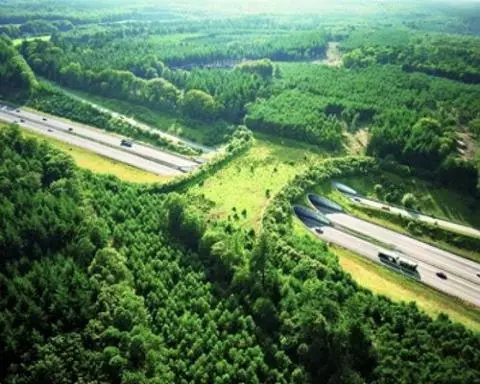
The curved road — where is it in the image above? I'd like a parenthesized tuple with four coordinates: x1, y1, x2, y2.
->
(0, 105, 193, 176)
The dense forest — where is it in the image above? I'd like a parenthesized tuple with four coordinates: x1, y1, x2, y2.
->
(1, 126, 479, 384)
(342, 28, 480, 84)
(1, 1, 480, 382)
(0, 36, 38, 99)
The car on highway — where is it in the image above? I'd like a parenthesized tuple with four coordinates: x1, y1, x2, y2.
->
(436, 272, 447, 280)
(16, 109, 20, 112)
(68, 127, 73, 132)
(381, 206, 391, 211)
(378, 251, 399, 265)
(42, 117, 48, 121)
(47, 129, 53, 132)
(313, 227, 324, 234)
(476, 273, 480, 279)
(120, 139, 133, 147)
(20, 119, 25, 123)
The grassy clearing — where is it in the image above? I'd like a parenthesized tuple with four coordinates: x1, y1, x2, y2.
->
(47, 84, 227, 146)
(13, 35, 50, 46)
(343, 128, 369, 155)
(18, 128, 168, 183)
(191, 132, 328, 230)
(293, 219, 480, 331)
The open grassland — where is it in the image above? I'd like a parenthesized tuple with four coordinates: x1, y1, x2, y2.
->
(192, 133, 329, 230)
(14, 126, 167, 183)
(293, 219, 480, 332)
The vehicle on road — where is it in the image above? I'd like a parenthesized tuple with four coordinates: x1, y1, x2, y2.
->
(476, 273, 480, 279)
(436, 272, 448, 280)
(47, 129, 53, 132)
(381, 206, 391, 211)
(20, 119, 24, 123)
(120, 139, 133, 147)
(378, 251, 399, 265)
(399, 258, 418, 272)
(68, 127, 73, 132)
(16, 109, 20, 112)
(42, 117, 47, 121)
(313, 227, 324, 234)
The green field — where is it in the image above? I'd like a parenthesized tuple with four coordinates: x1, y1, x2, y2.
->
(293, 219, 480, 332)
(191, 132, 329, 229)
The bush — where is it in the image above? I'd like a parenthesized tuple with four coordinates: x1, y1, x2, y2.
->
(401, 193, 417, 209)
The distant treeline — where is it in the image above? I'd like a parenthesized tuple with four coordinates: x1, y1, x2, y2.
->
(342, 28, 480, 84)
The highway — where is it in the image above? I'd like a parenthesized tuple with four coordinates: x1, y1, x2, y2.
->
(325, 212, 480, 285)
(0, 105, 188, 176)
(299, 195, 480, 307)
(312, 225, 480, 306)
(350, 195, 480, 239)
(45, 83, 215, 154)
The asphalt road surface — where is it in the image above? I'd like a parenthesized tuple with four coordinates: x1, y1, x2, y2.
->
(300, 195, 480, 306)
(312, 225, 480, 307)
(350, 195, 480, 239)
(325, 212, 480, 285)
(0, 105, 185, 176)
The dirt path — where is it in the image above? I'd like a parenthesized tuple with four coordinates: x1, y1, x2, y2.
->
(312, 42, 343, 67)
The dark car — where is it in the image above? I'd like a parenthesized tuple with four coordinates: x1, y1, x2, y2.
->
(381, 206, 391, 211)
(16, 109, 20, 112)
(476, 273, 480, 279)
(313, 227, 324, 234)
(47, 129, 53, 132)
(42, 117, 47, 121)
(436, 272, 447, 280)
(68, 127, 73, 132)
(120, 139, 133, 147)
(20, 119, 25, 123)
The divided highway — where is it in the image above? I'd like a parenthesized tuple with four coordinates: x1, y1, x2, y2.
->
(315, 225, 480, 306)
(0, 105, 200, 176)
(45, 83, 215, 154)
(326, 212, 480, 285)
(298, 194, 480, 307)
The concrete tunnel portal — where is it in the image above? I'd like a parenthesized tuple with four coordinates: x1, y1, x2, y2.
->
(293, 205, 331, 228)
(307, 194, 343, 213)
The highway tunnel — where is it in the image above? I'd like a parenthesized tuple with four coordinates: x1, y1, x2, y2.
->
(293, 205, 331, 228)
(307, 193, 343, 213)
